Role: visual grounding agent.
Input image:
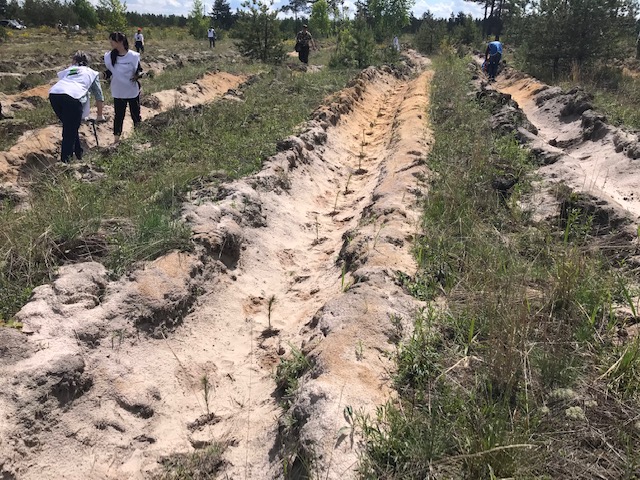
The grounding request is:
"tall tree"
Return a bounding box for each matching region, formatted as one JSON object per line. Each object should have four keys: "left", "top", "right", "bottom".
{"left": 281, "top": 0, "right": 309, "bottom": 32}
{"left": 414, "top": 11, "right": 446, "bottom": 54}
{"left": 74, "top": 0, "right": 98, "bottom": 28}
{"left": 98, "top": 0, "right": 127, "bottom": 32}
{"left": 211, "top": 0, "right": 234, "bottom": 29}
{"left": 235, "top": 0, "right": 284, "bottom": 63}
{"left": 363, "top": 0, "right": 413, "bottom": 41}
{"left": 309, "top": 0, "right": 330, "bottom": 37}
{"left": 189, "top": 0, "right": 208, "bottom": 38}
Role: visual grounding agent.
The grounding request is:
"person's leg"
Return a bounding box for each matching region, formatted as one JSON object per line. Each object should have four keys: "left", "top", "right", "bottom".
{"left": 128, "top": 96, "right": 142, "bottom": 127}
{"left": 50, "top": 94, "right": 82, "bottom": 162}
{"left": 113, "top": 97, "right": 127, "bottom": 139}
{"left": 74, "top": 127, "right": 83, "bottom": 160}
{"left": 300, "top": 46, "right": 309, "bottom": 64}
{"left": 212, "top": 39, "right": 215, "bottom": 48}
{"left": 488, "top": 59, "right": 496, "bottom": 80}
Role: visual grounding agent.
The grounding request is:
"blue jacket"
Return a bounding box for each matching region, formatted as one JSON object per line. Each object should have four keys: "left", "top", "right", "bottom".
{"left": 487, "top": 41, "right": 503, "bottom": 57}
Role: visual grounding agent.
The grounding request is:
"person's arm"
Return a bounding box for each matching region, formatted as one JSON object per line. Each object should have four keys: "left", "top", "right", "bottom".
{"left": 131, "top": 61, "right": 144, "bottom": 82}
{"left": 88, "top": 75, "right": 105, "bottom": 118}
{"left": 485, "top": 45, "right": 490, "bottom": 60}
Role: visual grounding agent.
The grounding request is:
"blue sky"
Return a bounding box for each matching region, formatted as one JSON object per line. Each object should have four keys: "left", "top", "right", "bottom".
{"left": 122, "top": 0, "right": 483, "bottom": 20}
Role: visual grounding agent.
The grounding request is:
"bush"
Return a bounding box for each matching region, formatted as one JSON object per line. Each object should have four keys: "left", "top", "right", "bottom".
{"left": 233, "top": 0, "right": 285, "bottom": 63}
{"left": 329, "top": 18, "right": 376, "bottom": 68}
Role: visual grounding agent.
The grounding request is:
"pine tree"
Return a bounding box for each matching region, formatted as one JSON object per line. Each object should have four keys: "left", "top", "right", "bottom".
{"left": 98, "top": 0, "right": 127, "bottom": 33}
{"left": 235, "top": 0, "right": 284, "bottom": 63}
{"left": 189, "top": 0, "right": 209, "bottom": 39}
{"left": 210, "top": 0, "right": 234, "bottom": 30}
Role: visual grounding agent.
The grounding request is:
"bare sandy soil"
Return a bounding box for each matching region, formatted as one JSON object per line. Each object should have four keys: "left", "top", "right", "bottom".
{"left": 0, "top": 53, "right": 433, "bottom": 479}
{"left": 493, "top": 69, "right": 640, "bottom": 223}
{"left": 5, "top": 50, "right": 638, "bottom": 480}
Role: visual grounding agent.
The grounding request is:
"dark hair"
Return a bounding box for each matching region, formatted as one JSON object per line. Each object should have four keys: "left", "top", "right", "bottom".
{"left": 108, "top": 32, "right": 129, "bottom": 66}
{"left": 72, "top": 50, "right": 90, "bottom": 66}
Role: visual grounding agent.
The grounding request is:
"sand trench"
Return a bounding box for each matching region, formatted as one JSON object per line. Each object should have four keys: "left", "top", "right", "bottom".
{"left": 0, "top": 54, "right": 433, "bottom": 479}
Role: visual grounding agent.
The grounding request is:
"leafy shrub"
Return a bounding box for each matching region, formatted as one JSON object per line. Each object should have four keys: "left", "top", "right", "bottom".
{"left": 329, "top": 18, "right": 375, "bottom": 68}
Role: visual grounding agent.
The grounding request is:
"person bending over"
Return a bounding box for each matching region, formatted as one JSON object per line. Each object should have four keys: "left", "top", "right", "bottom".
{"left": 485, "top": 35, "right": 503, "bottom": 82}
{"left": 49, "top": 51, "right": 104, "bottom": 163}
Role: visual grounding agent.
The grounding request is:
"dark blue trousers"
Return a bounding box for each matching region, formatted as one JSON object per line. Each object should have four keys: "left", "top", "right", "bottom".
{"left": 49, "top": 93, "right": 83, "bottom": 163}
{"left": 488, "top": 53, "right": 502, "bottom": 80}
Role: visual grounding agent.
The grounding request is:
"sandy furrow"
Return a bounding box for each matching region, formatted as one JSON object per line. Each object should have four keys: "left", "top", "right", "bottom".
{"left": 495, "top": 71, "right": 640, "bottom": 222}
{"left": 0, "top": 57, "right": 432, "bottom": 480}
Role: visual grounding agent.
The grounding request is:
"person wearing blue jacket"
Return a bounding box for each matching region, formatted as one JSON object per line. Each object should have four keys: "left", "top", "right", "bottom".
{"left": 485, "top": 36, "right": 503, "bottom": 82}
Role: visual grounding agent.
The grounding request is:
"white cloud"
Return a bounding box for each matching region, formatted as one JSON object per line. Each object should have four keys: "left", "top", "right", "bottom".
{"left": 412, "top": 0, "right": 484, "bottom": 18}
{"left": 98, "top": 0, "right": 482, "bottom": 20}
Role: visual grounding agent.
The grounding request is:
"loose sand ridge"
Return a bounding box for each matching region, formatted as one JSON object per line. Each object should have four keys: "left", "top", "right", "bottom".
{"left": 0, "top": 53, "right": 433, "bottom": 479}
{"left": 490, "top": 67, "right": 640, "bottom": 225}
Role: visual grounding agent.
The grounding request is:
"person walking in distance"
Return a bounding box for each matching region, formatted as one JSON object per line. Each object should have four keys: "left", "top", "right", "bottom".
{"left": 484, "top": 35, "right": 503, "bottom": 82}
{"left": 295, "top": 24, "right": 316, "bottom": 65}
{"left": 104, "top": 32, "right": 143, "bottom": 143}
{"left": 49, "top": 51, "right": 105, "bottom": 163}
{"left": 134, "top": 28, "right": 144, "bottom": 53}
{"left": 207, "top": 27, "right": 216, "bottom": 48}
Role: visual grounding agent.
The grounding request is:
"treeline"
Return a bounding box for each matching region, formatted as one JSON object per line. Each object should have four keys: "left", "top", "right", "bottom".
{"left": 2, "top": 0, "right": 639, "bottom": 81}
{"left": 0, "top": 0, "right": 190, "bottom": 28}
{"left": 412, "top": 0, "right": 639, "bottom": 81}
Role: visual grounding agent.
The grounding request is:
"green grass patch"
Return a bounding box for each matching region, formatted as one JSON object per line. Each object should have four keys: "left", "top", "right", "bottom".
{"left": 359, "top": 54, "right": 640, "bottom": 479}
{"left": 154, "top": 443, "right": 226, "bottom": 480}
{"left": 274, "top": 346, "right": 314, "bottom": 408}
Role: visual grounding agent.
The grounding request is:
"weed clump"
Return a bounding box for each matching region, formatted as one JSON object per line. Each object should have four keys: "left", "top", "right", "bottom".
{"left": 154, "top": 443, "right": 226, "bottom": 480}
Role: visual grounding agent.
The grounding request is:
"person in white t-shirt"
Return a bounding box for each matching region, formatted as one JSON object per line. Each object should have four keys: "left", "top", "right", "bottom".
{"left": 134, "top": 28, "right": 144, "bottom": 54}
{"left": 49, "top": 51, "right": 104, "bottom": 163}
{"left": 104, "top": 32, "right": 143, "bottom": 143}
{"left": 207, "top": 27, "right": 216, "bottom": 48}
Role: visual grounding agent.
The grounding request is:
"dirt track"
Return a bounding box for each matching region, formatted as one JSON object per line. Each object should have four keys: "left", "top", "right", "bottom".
{"left": 0, "top": 54, "right": 433, "bottom": 479}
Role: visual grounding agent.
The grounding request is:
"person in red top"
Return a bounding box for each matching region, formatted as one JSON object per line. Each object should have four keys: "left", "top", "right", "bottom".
{"left": 134, "top": 28, "right": 144, "bottom": 53}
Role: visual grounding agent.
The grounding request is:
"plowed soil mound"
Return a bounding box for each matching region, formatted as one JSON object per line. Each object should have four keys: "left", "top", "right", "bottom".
{"left": 0, "top": 53, "right": 433, "bottom": 479}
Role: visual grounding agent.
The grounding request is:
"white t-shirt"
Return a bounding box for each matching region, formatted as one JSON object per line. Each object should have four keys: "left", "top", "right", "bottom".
{"left": 135, "top": 32, "right": 144, "bottom": 43}
{"left": 49, "top": 65, "right": 98, "bottom": 99}
{"left": 49, "top": 65, "right": 100, "bottom": 117}
{"left": 104, "top": 50, "right": 141, "bottom": 99}
{"left": 208, "top": 29, "right": 215, "bottom": 38}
